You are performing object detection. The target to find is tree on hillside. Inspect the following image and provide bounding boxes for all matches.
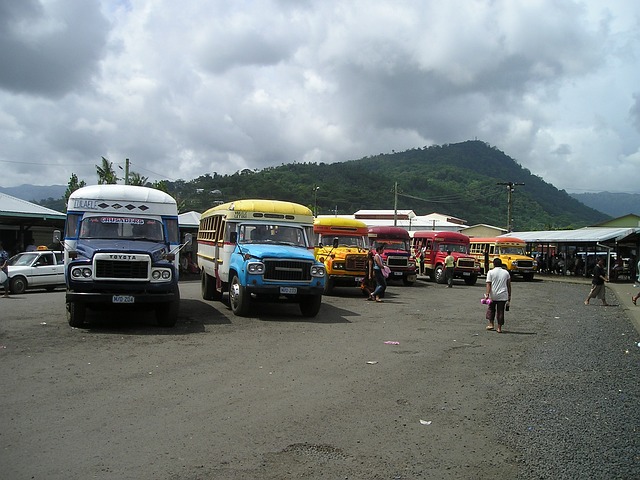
[64,173,86,203]
[96,156,119,184]
[151,180,169,193]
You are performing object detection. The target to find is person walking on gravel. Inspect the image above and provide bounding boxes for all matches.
[484,258,511,333]
[444,250,455,287]
[584,257,608,306]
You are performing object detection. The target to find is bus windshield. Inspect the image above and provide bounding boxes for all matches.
[499,246,525,255]
[321,235,367,248]
[437,243,468,254]
[240,224,306,247]
[79,216,164,242]
[372,240,409,251]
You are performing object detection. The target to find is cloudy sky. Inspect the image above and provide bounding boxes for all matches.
[1,0,639,194]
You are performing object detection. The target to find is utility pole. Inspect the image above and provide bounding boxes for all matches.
[497,181,524,232]
[125,158,130,185]
[313,185,320,217]
[393,182,398,226]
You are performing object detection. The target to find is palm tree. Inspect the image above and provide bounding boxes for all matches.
[96,156,119,184]
[128,171,148,186]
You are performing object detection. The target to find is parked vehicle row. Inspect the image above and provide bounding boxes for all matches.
[6,186,538,329]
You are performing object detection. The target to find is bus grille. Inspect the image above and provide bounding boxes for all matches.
[345,254,367,271]
[95,260,149,279]
[264,260,312,281]
[516,260,534,268]
[387,256,408,267]
[457,258,476,269]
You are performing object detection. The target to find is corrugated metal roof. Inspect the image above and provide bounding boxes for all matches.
[501,227,639,243]
[0,192,65,219]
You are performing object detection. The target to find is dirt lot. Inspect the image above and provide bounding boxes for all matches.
[1,277,638,479]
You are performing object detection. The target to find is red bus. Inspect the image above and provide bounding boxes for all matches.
[368,226,417,286]
[411,231,480,285]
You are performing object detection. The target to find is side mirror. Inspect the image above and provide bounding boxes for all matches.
[230,231,238,244]
[53,230,61,243]
[332,237,339,248]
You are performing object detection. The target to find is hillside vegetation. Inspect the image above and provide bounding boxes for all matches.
[172,140,608,230]
[570,192,640,218]
[23,140,610,230]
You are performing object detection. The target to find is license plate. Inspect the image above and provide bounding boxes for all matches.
[393,271,402,276]
[113,295,135,304]
[354,277,364,283]
[280,287,297,294]
[463,272,470,276]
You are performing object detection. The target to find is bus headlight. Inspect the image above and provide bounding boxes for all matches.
[71,267,92,279]
[311,265,326,277]
[151,268,172,282]
[247,262,265,274]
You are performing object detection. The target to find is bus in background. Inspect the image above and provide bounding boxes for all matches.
[61,185,185,328]
[313,217,369,294]
[367,226,417,286]
[411,231,480,285]
[197,199,326,317]
[469,236,537,281]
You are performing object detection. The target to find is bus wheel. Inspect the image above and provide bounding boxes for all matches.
[523,273,534,281]
[202,270,222,300]
[434,265,446,284]
[67,302,86,328]
[464,275,478,286]
[402,277,415,286]
[229,274,250,316]
[299,294,322,317]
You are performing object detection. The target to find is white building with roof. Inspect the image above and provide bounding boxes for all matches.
[0,192,66,253]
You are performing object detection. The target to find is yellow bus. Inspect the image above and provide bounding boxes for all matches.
[469,236,537,281]
[197,199,326,317]
[313,217,370,294]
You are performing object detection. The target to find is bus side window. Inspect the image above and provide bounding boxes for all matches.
[65,213,82,238]
[224,222,234,242]
[165,218,179,243]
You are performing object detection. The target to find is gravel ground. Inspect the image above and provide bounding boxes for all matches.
[0,276,638,479]
[492,281,639,480]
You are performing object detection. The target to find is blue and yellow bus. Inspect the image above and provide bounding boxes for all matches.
[197,199,326,317]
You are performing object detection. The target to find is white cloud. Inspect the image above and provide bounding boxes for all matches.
[0,0,638,195]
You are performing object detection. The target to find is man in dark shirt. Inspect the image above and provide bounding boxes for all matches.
[584,258,609,306]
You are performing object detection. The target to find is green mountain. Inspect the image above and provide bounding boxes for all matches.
[170,140,609,230]
[570,192,640,218]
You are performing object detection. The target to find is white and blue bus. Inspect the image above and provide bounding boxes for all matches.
[60,185,185,328]
[197,199,325,317]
